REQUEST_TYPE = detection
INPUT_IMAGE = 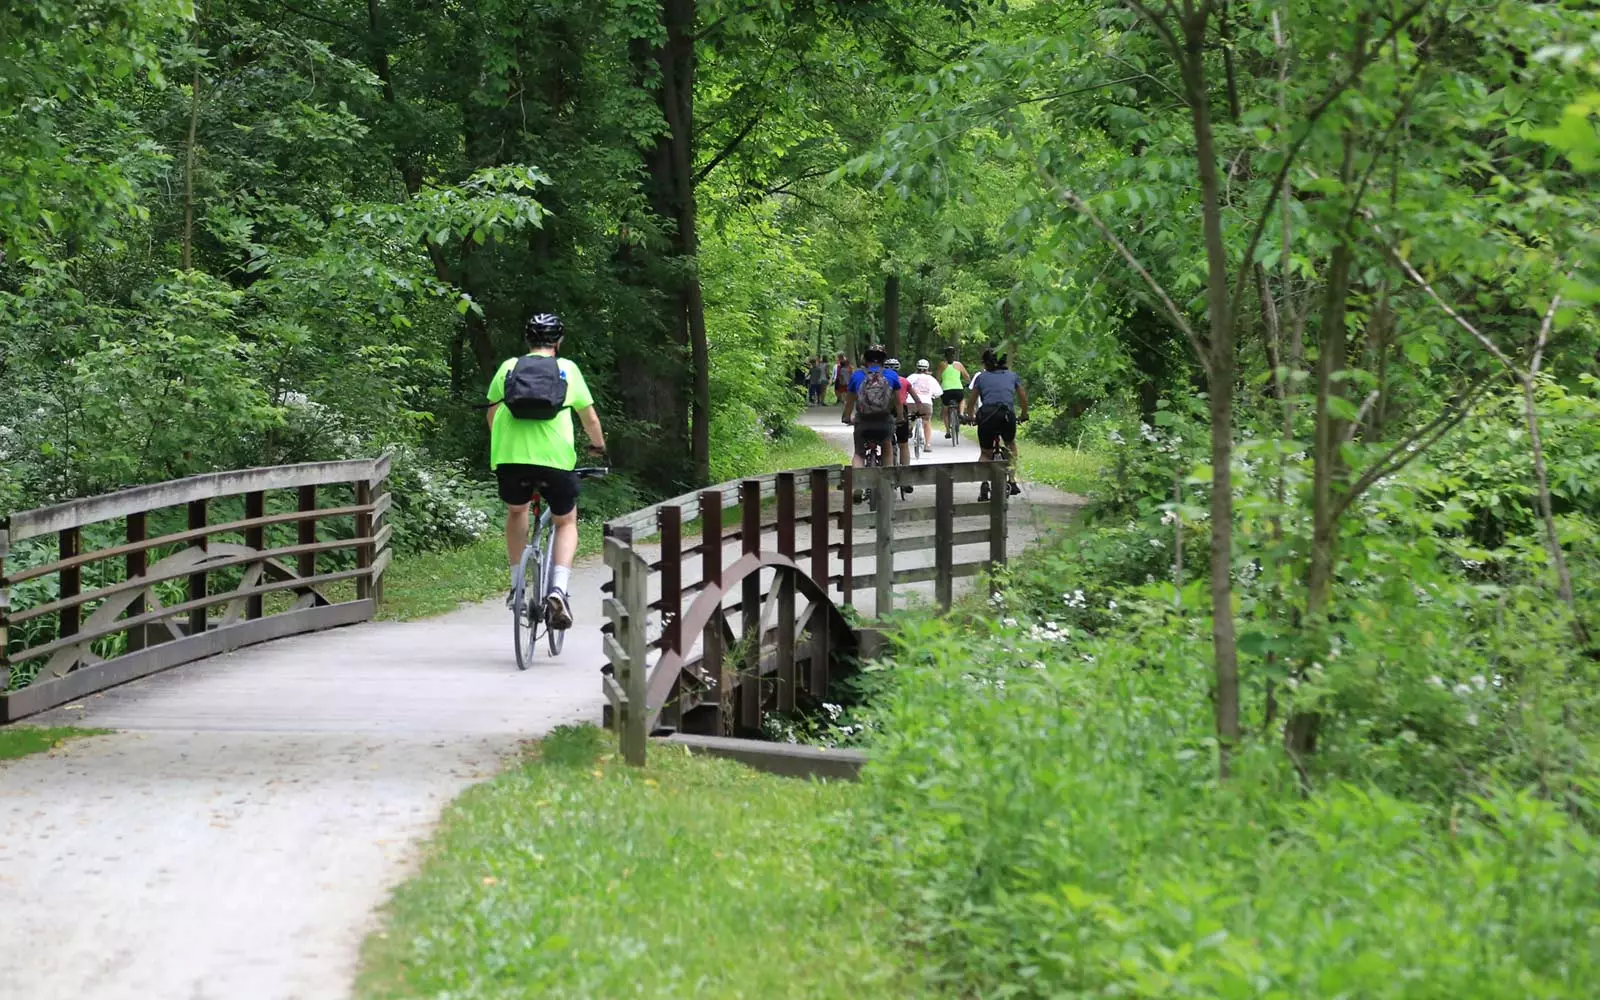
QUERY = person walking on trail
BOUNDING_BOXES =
[833,353,853,411]
[935,346,970,439]
[845,344,904,473]
[886,358,924,475]
[963,347,1028,500]
[486,312,607,630]
[907,359,942,453]
[808,356,828,406]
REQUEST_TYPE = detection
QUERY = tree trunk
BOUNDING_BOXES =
[1180,10,1240,779]
[883,273,901,359]
[183,61,200,270]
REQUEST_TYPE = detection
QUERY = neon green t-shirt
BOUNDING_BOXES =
[486,355,594,470]
[940,361,965,391]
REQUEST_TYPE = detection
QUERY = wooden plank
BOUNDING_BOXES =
[808,468,831,700]
[873,462,994,489]
[875,475,895,615]
[936,469,955,610]
[886,528,991,556]
[1,503,376,585]
[0,537,8,676]
[601,596,629,627]
[654,733,868,782]
[125,514,147,652]
[603,634,628,668]
[6,458,383,540]
[776,474,797,713]
[658,505,682,655]
[0,600,373,723]
[7,535,382,625]
[603,674,627,711]
[370,450,392,486]
[602,533,634,569]
[9,567,373,664]
[188,500,209,637]
[370,547,392,583]
[58,527,81,639]
[371,492,393,524]
[893,501,991,525]
[245,492,265,621]
[833,559,987,591]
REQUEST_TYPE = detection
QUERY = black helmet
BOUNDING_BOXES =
[943,345,958,361]
[524,312,564,346]
[864,343,888,365]
[982,347,1007,370]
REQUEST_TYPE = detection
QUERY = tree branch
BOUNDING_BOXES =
[1055,185,1208,361]
[693,111,763,186]
[1123,0,1188,67]
[274,0,362,37]
[1333,374,1495,519]
[1228,0,1432,310]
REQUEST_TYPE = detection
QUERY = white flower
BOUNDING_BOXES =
[1031,660,1046,671]
[1453,683,1472,696]
[1107,600,1117,611]
[1428,676,1444,688]
[1470,675,1487,690]
[1002,617,1019,627]
[1465,711,1479,727]
[1160,510,1179,526]
[1149,538,1164,548]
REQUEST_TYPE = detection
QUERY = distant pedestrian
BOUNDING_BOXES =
[832,353,852,408]
[808,356,827,405]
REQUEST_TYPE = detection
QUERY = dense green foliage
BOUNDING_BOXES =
[358,725,926,999]
[0,725,107,762]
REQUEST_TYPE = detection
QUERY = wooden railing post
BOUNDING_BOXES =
[244,492,265,620]
[808,469,831,699]
[296,485,317,583]
[355,481,373,602]
[621,542,649,766]
[936,467,954,610]
[699,490,727,735]
[775,473,797,713]
[125,513,147,651]
[739,479,762,733]
[875,472,895,616]
[657,504,683,732]
[187,499,208,636]
[840,466,854,606]
[988,462,1008,591]
[58,527,81,641]
[0,527,10,687]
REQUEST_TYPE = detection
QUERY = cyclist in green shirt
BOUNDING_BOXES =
[935,345,970,439]
[486,313,607,630]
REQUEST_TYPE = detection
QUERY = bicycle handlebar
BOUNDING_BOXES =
[575,466,610,479]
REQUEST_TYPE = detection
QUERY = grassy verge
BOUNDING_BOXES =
[1016,438,1104,495]
[0,726,109,762]
[358,725,928,1000]
[378,426,847,622]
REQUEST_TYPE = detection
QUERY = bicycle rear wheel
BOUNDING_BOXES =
[513,544,540,671]
[542,522,566,656]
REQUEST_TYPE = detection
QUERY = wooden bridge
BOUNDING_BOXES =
[0,457,392,722]
[599,460,1013,765]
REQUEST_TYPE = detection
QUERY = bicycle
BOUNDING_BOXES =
[969,412,1025,501]
[943,398,962,447]
[860,438,884,513]
[911,408,927,458]
[511,466,608,670]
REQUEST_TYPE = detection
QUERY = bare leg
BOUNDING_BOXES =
[505,504,529,567]
[552,508,578,568]
[1005,438,1019,483]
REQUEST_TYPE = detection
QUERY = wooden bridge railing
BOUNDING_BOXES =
[0,456,392,722]
[601,460,1010,765]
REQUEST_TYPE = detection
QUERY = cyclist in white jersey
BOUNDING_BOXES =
[906,359,942,453]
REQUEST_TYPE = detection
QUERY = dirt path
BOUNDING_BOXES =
[0,406,1085,1000]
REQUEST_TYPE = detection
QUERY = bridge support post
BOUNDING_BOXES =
[699,490,728,736]
[875,470,895,615]
[808,469,832,699]
[187,500,208,636]
[988,463,1009,592]
[936,468,954,610]
[776,473,797,713]
[739,480,762,734]
[657,505,683,733]
[620,541,650,766]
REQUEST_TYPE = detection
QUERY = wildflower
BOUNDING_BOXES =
[1464,711,1479,727]
[1107,600,1117,611]
[1031,661,1046,671]
[1470,675,1487,690]
[1453,683,1472,697]
[1160,510,1179,526]
[1428,676,1444,688]
[1002,617,1019,627]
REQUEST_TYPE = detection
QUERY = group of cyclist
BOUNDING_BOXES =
[485,311,1029,638]
[839,343,1028,498]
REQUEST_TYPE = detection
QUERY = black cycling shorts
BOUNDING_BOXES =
[895,419,911,444]
[495,464,580,515]
[941,388,965,408]
[976,405,1016,451]
[853,416,895,456]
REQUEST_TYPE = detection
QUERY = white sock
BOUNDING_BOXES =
[551,565,572,596]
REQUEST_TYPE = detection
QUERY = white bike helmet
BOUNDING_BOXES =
[886,358,901,370]
[915,358,930,371]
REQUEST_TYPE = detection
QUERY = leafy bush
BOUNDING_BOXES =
[856,594,1600,998]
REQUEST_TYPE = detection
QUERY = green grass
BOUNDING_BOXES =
[763,424,849,471]
[1016,438,1104,495]
[0,725,108,762]
[357,725,929,1000]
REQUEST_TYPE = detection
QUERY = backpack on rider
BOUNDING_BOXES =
[855,367,893,418]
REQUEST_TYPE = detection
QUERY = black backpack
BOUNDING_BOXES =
[502,356,569,420]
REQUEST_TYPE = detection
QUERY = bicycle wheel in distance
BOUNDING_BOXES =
[541,519,566,656]
[513,542,541,670]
